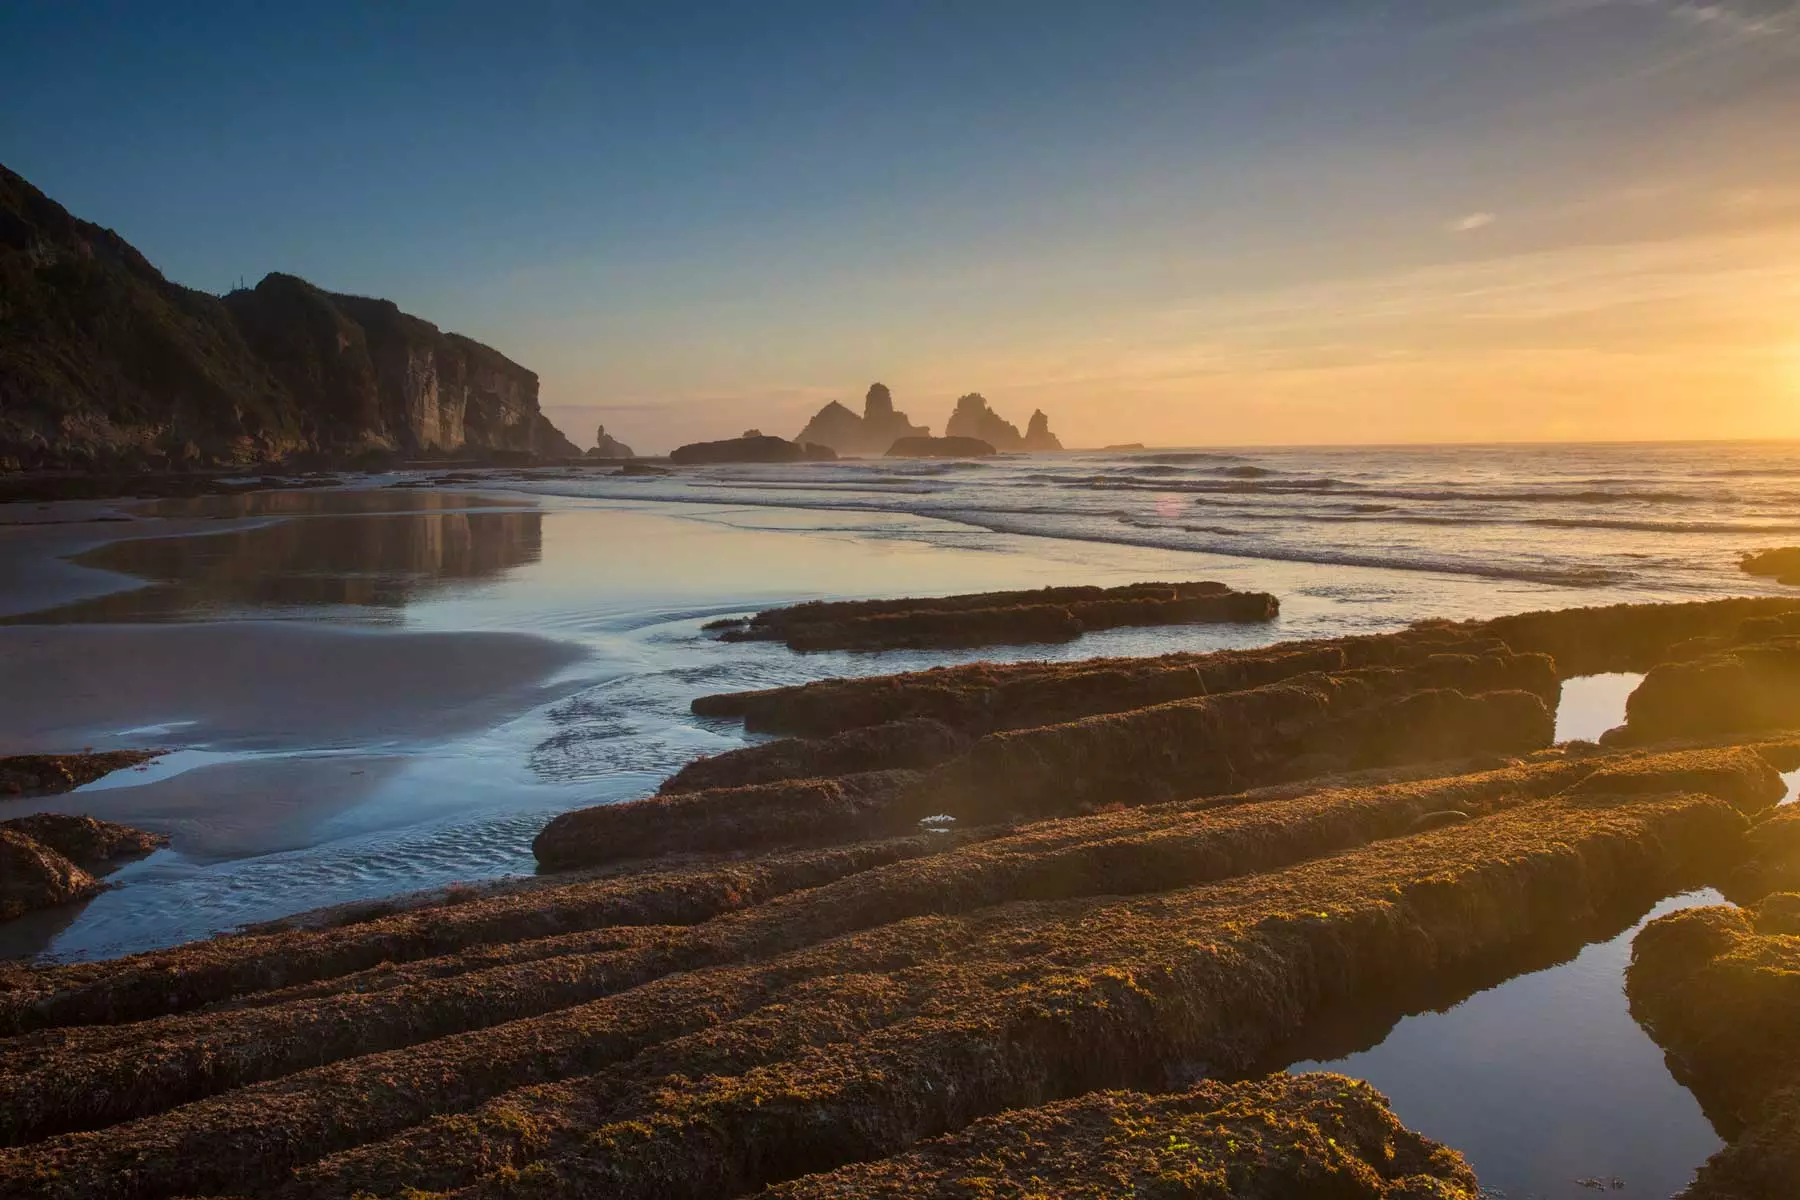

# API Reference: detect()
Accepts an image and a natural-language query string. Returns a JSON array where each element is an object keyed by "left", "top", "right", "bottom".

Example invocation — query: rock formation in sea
[
  {"left": 1022, "top": 408, "right": 1063, "bottom": 451},
  {"left": 669, "top": 434, "right": 837, "bottom": 465},
  {"left": 0, "top": 163, "right": 580, "bottom": 469},
  {"left": 795, "top": 383, "right": 929, "bottom": 456},
  {"left": 587, "top": 425, "right": 635, "bottom": 459},
  {"left": 943, "top": 392, "right": 1059, "bottom": 452},
  {"left": 885, "top": 435, "right": 996, "bottom": 458},
  {"left": 943, "top": 392, "right": 1023, "bottom": 449}
]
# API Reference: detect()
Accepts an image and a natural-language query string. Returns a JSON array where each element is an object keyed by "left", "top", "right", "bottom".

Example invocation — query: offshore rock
[
  {"left": 796, "top": 383, "right": 929, "bottom": 456},
  {"left": 587, "top": 425, "right": 635, "bottom": 459},
  {"left": 1741, "top": 547, "right": 1800, "bottom": 586},
  {"left": 1021, "top": 408, "right": 1063, "bottom": 451},
  {"left": 884, "top": 435, "right": 995, "bottom": 458},
  {"left": 943, "top": 392, "right": 1025, "bottom": 450},
  {"left": 669, "top": 435, "right": 837, "bottom": 465}
]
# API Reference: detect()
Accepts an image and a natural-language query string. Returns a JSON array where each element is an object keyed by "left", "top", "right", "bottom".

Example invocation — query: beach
[{"left": 3, "top": 448, "right": 1788, "bottom": 961}]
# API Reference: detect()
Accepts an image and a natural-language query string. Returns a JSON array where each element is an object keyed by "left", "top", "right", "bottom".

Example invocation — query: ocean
[{"left": 502, "top": 440, "right": 1800, "bottom": 596}]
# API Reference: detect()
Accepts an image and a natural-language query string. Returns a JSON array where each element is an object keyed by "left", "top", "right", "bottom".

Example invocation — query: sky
[{"left": 3, "top": 0, "right": 1799, "bottom": 452}]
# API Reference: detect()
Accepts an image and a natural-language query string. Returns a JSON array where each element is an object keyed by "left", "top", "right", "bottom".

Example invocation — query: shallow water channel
[
  {"left": 1272, "top": 677, "right": 1795, "bottom": 1198},
  {"left": 1288, "top": 889, "right": 1724, "bottom": 1199}
]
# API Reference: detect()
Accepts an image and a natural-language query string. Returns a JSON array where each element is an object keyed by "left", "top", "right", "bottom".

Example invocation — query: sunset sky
[{"left": 4, "top": 1, "right": 1798, "bottom": 452}]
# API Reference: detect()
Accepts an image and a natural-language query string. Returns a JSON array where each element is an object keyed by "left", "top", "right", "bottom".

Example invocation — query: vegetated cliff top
[{"left": 0, "top": 162, "right": 577, "bottom": 470}]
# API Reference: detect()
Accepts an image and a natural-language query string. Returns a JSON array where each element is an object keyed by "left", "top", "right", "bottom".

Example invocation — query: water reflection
[
  {"left": 13, "top": 496, "right": 543, "bottom": 623},
  {"left": 1275, "top": 890, "right": 1726, "bottom": 1199}
]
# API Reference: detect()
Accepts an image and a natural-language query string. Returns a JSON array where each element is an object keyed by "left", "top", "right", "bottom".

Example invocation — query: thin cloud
[{"left": 1448, "top": 212, "right": 1497, "bottom": 233}]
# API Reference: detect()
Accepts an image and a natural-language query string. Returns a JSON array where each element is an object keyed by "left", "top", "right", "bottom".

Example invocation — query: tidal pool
[{"left": 1287, "top": 890, "right": 1726, "bottom": 1199}]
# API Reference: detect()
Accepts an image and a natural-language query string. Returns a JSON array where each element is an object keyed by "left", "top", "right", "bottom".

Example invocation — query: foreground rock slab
[
  {"left": 759, "top": 1073, "right": 1477, "bottom": 1199},
  {"left": 1628, "top": 892, "right": 1800, "bottom": 1200},
  {"left": 712, "top": 581, "right": 1279, "bottom": 652},
  {"left": 0, "top": 751, "right": 161, "bottom": 798}
]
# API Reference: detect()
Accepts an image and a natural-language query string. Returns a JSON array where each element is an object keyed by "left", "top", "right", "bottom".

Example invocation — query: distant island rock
[
  {"left": 587, "top": 425, "right": 635, "bottom": 459},
  {"left": 1023, "top": 409, "right": 1062, "bottom": 451},
  {"left": 669, "top": 434, "right": 838, "bottom": 465},
  {"left": 886, "top": 435, "right": 996, "bottom": 458},
  {"left": 0, "top": 163, "right": 580, "bottom": 471},
  {"left": 943, "top": 393, "right": 1061, "bottom": 452},
  {"left": 1103, "top": 443, "right": 1147, "bottom": 451},
  {"left": 796, "top": 383, "right": 929, "bottom": 456}
]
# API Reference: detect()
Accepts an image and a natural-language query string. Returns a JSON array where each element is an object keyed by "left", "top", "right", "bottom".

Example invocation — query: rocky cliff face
[
  {"left": 796, "top": 382, "right": 928, "bottom": 456},
  {"left": 0, "top": 163, "right": 577, "bottom": 469}
]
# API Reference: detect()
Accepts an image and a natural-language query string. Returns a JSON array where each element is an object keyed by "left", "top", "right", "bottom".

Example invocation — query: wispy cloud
[{"left": 1448, "top": 212, "right": 1498, "bottom": 233}]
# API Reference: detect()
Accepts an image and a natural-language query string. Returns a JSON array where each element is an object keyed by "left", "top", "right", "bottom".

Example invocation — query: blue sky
[{"left": 4, "top": 1, "right": 1799, "bottom": 450}]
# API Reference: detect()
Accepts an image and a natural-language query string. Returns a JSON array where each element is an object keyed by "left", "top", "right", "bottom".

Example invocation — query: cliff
[
  {"left": 795, "top": 383, "right": 928, "bottom": 456},
  {"left": 0, "top": 163, "right": 577, "bottom": 469}
]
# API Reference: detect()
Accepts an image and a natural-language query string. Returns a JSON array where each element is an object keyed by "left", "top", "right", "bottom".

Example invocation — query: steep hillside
[{"left": 0, "top": 164, "right": 576, "bottom": 469}]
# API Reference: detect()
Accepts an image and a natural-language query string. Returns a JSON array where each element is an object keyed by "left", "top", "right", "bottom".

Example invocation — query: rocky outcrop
[
  {"left": 1022, "top": 408, "right": 1062, "bottom": 451},
  {"left": 1628, "top": 893, "right": 1800, "bottom": 1199},
  {"left": 712, "top": 581, "right": 1280, "bottom": 652},
  {"left": 0, "top": 741, "right": 1757, "bottom": 1199},
  {"left": 0, "top": 751, "right": 162, "bottom": 798},
  {"left": 0, "top": 162, "right": 578, "bottom": 469},
  {"left": 884, "top": 435, "right": 994, "bottom": 458},
  {"left": 0, "top": 814, "right": 167, "bottom": 866},
  {"left": 1609, "top": 638, "right": 1800, "bottom": 744},
  {"left": 586, "top": 425, "right": 635, "bottom": 459},
  {"left": 761, "top": 1073, "right": 1479, "bottom": 1198},
  {"left": 1742, "top": 547, "right": 1800, "bottom": 586},
  {"left": 0, "top": 827, "right": 100, "bottom": 920},
  {"left": 669, "top": 435, "right": 837, "bottom": 465},
  {"left": 943, "top": 392, "right": 1024, "bottom": 450},
  {"left": 795, "top": 383, "right": 928, "bottom": 457}
]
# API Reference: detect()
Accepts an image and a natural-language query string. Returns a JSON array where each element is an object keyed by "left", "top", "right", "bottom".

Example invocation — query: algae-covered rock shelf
[
  {"left": 708, "top": 580, "right": 1279, "bottom": 652},
  {"left": 6, "top": 597, "right": 1800, "bottom": 1197}
]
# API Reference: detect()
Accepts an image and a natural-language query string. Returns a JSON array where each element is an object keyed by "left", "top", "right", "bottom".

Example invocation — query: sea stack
[
  {"left": 1023, "top": 409, "right": 1063, "bottom": 451},
  {"left": 587, "top": 424, "right": 635, "bottom": 459},
  {"left": 795, "top": 383, "right": 929, "bottom": 456},
  {"left": 944, "top": 393, "right": 1057, "bottom": 452}
]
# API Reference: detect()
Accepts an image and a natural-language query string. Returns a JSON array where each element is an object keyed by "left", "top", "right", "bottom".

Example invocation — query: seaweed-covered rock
[
  {"left": 0, "top": 814, "right": 167, "bottom": 866},
  {"left": 759, "top": 1074, "right": 1477, "bottom": 1198},
  {"left": 1741, "top": 547, "right": 1800, "bottom": 586},
  {"left": 0, "top": 827, "right": 101, "bottom": 920},
  {"left": 719, "top": 581, "right": 1278, "bottom": 653},
  {"left": 1615, "top": 639, "right": 1800, "bottom": 743},
  {"left": 0, "top": 750, "right": 162, "bottom": 798},
  {"left": 1628, "top": 893, "right": 1800, "bottom": 1199},
  {"left": 533, "top": 771, "right": 923, "bottom": 870},
  {"left": 661, "top": 719, "right": 969, "bottom": 794}
]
